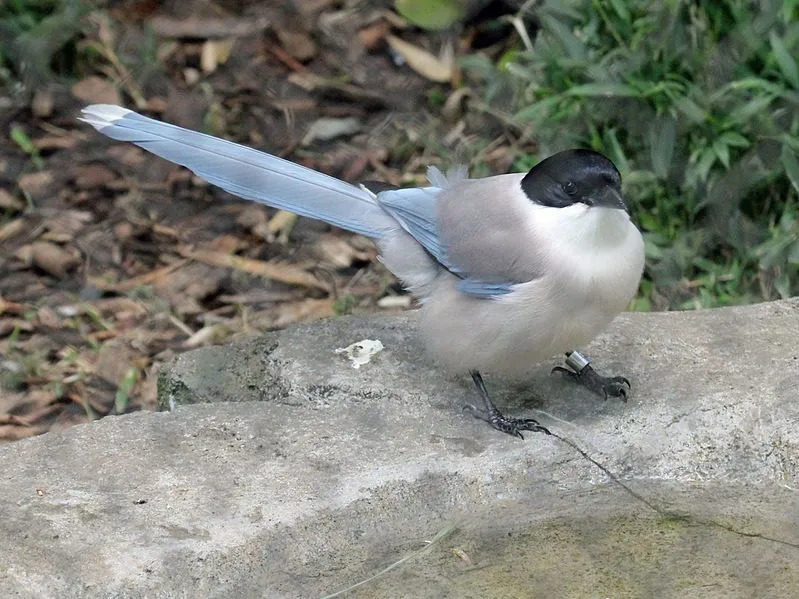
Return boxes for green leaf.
[769,30,799,88]
[564,82,640,97]
[10,125,44,169]
[719,131,750,148]
[712,139,731,169]
[649,117,677,179]
[541,14,587,61]
[695,149,717,183]
[781,144,799,194]
[624,170,659,185]
[114,367,138,414]
[774,272,791,298]
[603,128,629,174]
[714,77,784,98]
[788,241,799,265]
[515,95,561,123]
[782,0,799,23]
[644,238,665,259]
[607,0,631,22]
[395,0,465,30]
[673,96,707,124]
[728,94,776,124]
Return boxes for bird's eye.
[563,181,577,195]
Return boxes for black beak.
[583,185,628,212]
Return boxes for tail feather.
[80,105,399,239]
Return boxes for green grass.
[466,0,799,309]
[0,0,89,90]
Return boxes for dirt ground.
[0,0,536,440]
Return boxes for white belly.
[418,208,645,374]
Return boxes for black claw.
[465,370,551,439]
[463,403,550,438]
[553,355,632,402]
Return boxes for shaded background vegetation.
[1,0,797,437]
[465,0,799,309]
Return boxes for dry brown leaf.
[209,234,246,253]
[37,306,61,328]
[73,164,117,189]
[32,135,77,151]
[0,297,27,316]
[0,413,32,426]
[376,295,412,309]
[94,339,141,386]
[182,324,225,348]
[179,246,329,291]
[451,547,473,565]
[88,330,116,343]
[358,21,387,50]
[385,34,453,82]
[17,170,55,199]
[287,72,388,106]
[0,389,58,423]
[137,366,159,411]
[236,204,269,231]
[88,260,187,292]
[217,290,299,304]
[31,88,54,118]
[0,189,23,211]
[183,68,201,86]
[441,87,473,122]
[146,96,168,113]
[107,144,147,168]
[71,76,121,104]
[146,262,224,316]
[19,406,62,428]
[150,15,270,38]
[266,210,298,243]
[0,318,34,336]
[0,424,48,442]
[90,297,148,318]
[28,241,80,278]
[311,233,373,268]
[0,219,25,243]
[200,39,235,73]
[40,209,93,240]
[276,30,317,62]
[272,298,335,328]
[301,117,361,146]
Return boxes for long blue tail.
[80,105,399,239]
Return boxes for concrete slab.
[1,299,798,597]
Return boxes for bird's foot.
[462,404,550,439]
[467,370,551,439]
[552,351,630,401]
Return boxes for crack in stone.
[551,430,799,551]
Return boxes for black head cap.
[521,149,626,211]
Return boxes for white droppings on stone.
[334,339,384,369]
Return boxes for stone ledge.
[1,299,798,597]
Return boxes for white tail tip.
[79,104,134,130]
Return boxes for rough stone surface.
[1,300,798,598]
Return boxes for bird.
[80,104,645,439]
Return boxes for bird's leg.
[552,351,630,401]
[463,370,550,439]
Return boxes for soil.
[0,0,535,440]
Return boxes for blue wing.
[377,188,454,272]
[456,279,514,297]
[377,188,513,298]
